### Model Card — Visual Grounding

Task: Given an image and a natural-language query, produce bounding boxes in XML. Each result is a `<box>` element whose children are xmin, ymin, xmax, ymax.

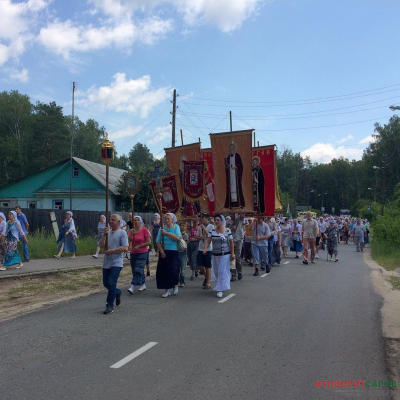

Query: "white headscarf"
<box><xmin>166</xmin><ymin>213</ymin><xmax>177</xmax><ymax>223</ymax></box>
<box><xmin>66</xmin><ymin>211</ymin><xmax>73</xmax><ymax>217</ymax></box>
<box><xmin>134</xmin><ymin>215</ymin><xmax>144</xmax><ymax>226</ymax></box>
<box><xmin>0</xmin><ymin>212</ymin><xmax>5</xmax><ymax>221</ymax></box>
<box><xmin>154</xmin><ymin>213</ymin><xmax>160</xmax><ymax>219</ymax></box>
<box><xmin>10</xmin><ymin>210</ymin><xmax>17</xmax><ymax>220</ymax></box>
<box><xmin>215</xmin><ymin>214</ymin><xmax>226</xmax><ymax>227</ymax></box>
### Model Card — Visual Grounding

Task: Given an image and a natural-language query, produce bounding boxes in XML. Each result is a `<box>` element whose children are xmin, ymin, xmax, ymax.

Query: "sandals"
<box><xmin>54</xmin><ymin>255</ymin><xmax>60</xmax><ymax>259</ymax></box>
<box><xmin>203</xmin><ymin>284</ymin><xmax>212</xmax><ymax>290</ymax></box>
<box><xmin>335</xmin><ymin>259</ymin><xmax>339</xmax><ymax>262</ymax></box>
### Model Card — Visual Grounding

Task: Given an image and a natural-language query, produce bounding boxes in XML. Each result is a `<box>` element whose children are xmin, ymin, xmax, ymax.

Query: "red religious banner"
<box><xmin>211</xmin><ymin>130</ymin><xmax>253</xmax><ymax>213</ymax></box>
<box><xmin>150</xmin><ymin>176</ymin><xmax>180</xmax><ymax>215</ymax></box>
<box><xmin>182</xmin><ymin>160</ymin><xmax>206</xmax><ymax>202</ymax></box>
<box><xmin>200</xmin><ymin>148</ymin><xmax>215</xmax><ymax>215</ymax></box>
<box><xmin>252</xmin><ymin>145</ymin><xmax>276</xmax><ymax>216</ymax></box>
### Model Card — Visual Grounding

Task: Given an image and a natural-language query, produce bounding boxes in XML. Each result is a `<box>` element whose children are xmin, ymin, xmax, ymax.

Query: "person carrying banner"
<box><xmin>250</xmin><ymin>216</ymin><xmax>271</xmax><ymax>276</ymax></box>
<box><xmin>196</xmin><ymin>213</ymin><xmax>214</xmax><ymax>289</ymax></box>
<box><xmin>226</xmin><ymin>212</ymin><xmax>246</xmax><ymax>281</ymax></box>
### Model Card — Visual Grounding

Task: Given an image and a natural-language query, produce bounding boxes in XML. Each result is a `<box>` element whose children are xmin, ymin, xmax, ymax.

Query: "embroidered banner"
<box><xmin>210</xmin><ymin>130</ymin><xmax>254</xmax><ymax>213</ymax></box>
<box><xmin>200</xmin><ymin>148</ymin><xmax>215</xmax><ymax>215</ymax></box>
<box><xmin>252</xmin><ymin>145</ymin><xmax>277</xmax><ymax>216</ymax></box>
<box><xmin>182</xmin><ymin>160</ymin><xmax>206</xmax><ymax>202</ymax></box>
<box><xmin>150</xmin><ymin>175</ymin><xmax>180</xmax><ymax>215</ymax></box>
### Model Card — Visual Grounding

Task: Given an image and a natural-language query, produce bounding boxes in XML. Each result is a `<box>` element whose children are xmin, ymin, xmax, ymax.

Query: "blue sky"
<box><xmin>1</xmin><ymin>0</ymin><xmax>400</xmax><ymax>163</ymax></box>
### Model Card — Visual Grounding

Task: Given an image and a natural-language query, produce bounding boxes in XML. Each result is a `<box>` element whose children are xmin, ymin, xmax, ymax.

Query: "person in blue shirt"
<box><xmin>156</xmin><ymin>213</ymin><xmax>181</xmax><ymax>298</ymax></box>
<box><xmin>15</xmin><ymin>206</ymin><xmax>29</xmax><ymax>262</ymax></box>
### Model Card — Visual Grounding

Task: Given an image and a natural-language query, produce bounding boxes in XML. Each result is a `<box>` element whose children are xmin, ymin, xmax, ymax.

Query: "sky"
<box><xmin>1</xmin><ymin>0</ymin><xmax>400</xmax><ymax>163</ymax></box>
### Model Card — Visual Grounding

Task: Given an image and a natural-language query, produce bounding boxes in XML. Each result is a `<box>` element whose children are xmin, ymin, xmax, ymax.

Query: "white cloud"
<box><xmin>301</xmin><ymin>143</ymin><xmax>363</xmax><ymax>164</ymax></box>
<box><xmin>109</xmin><ymin>125</ymin><xmax>143</xmax><ymax>140</ymax></box>
<box><xmin>358</xmin><ymin>135</ymin><xmax>377</xmax><ymax>145</ymax></box>
<box><xmin>8</xmin><ymin>67</ymin><xmax>29</xmax><ymax>82</ymax></box>
<box><xmin>0</xmin><ymin>0</ymin><xmax>49</xmax><ymax>66</ymax></box>
<box><xmin>336</xmin><ymin>134</ymin><xmax>353</xmax><ymax>144</ymax></box>
<box><xmin>77</xmin><ymin>73</ymin><xmax>171</xmax><ymax>118</ymax></box>
<box><xmin>89</xmin><ymin>0</ymin><xmax>264</xmax><ymax>32</ymax></box>
<box><xmin>146</xmin><ymin>124</ymin><xmax>171</xmax><ymax>145</ymax></box>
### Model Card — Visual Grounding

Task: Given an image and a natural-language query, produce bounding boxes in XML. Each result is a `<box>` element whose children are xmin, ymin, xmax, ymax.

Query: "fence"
<box><xmin>0</xmin><ymin>208</ymin><xmax>155</xmax><ymax>237</ymax></box>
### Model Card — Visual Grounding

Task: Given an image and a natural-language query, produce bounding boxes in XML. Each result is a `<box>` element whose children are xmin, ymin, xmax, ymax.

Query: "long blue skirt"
<box><xmin>58</xmin><ymin>233</ymin><xmax>77</xmax><ymax>253</ymax></box>
<box><xmin>156</xmin><ymin>250</ymin><xmax>179</xmax><ymax>289</ymax></box>
<box><xmin>4</xmin><ymin>236</ymin><xmax>21</xmax><ymax>266</ymax></box>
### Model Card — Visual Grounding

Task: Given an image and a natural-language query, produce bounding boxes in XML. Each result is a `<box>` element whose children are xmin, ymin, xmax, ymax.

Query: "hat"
<box><xmin>201</xmin><ymin>212</ymin><xmax>210</xmax><ymax>218</ymax></box>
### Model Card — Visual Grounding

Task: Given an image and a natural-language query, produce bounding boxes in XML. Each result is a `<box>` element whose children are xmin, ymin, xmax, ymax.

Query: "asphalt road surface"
<box><xmin>0</xmin><ymin>244</ymin><xmax>391</xmax><ymax>399</ymax></box>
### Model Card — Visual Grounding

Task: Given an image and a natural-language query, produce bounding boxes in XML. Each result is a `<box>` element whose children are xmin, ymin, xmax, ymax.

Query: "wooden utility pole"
<box><xmin>253</xmin><ymin>132</ymin><xmax>256</xmax><ymax>147</ymax></box>
<box><xmin>171</xmin><ymin>89</ymin><xmax>177</xmax><ymax>147</ymax></box>
<box><xmin>230</xmin><ymin>111</ymin><xmax>232</xmax><ymax>132</ymax></box>
<box><xmin>69</xmin><ymin>81</ymin><xmax>76</xmax><ymax>211</ymax></box>
<box><xmin>180</xmin><ymin>129</ymin><xmax>183</xmax><ymax>146</ymax></box>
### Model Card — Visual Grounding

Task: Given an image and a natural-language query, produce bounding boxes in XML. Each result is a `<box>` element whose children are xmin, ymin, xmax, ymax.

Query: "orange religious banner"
<box><xmin>165</xmin><ymin>142</ymin><xmax>201</xmax><ymax>217</ymax></box>
<box><xmin>252</xmin><ymin>145</ymin><xmax>277</xmax><ymax>216</ymax></box>
<box><xmin>210</xmin><ymin>129</ymin><xmax>253</xmax><ymax>213</ymax></box>
<box><xmin>200</xmin><ymin>148</ymin><xmax>215</xmax><ymax>215</ymax></box>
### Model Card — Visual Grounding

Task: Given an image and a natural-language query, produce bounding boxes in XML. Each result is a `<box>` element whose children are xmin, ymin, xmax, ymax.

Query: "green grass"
<box><xmin>17</xmin><ymin>229</ymin><xmax>98</xmax><ymax>260</ymax></box>
<box><xmin>371</xmin><ymin>239</ymin><xmax>400</xmax><ymax>272</ymax></box>
<box><xmin>388</xmin><ymin>276</ymin><xmax>400</xmax><ymax>290</ymax></box>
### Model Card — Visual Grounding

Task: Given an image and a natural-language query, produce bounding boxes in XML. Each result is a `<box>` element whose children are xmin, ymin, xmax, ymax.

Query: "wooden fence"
<box><xmin>0</xmin><ymin>208</ymin><xmax>155</xmax><ymax>237</ymax></box>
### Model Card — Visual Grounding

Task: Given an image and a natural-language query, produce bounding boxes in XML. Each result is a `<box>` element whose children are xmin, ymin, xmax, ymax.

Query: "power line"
<box><xmin>179</xmin><ymin>83</ymin><xmax>400</xmax><ymax>104</ymax></box>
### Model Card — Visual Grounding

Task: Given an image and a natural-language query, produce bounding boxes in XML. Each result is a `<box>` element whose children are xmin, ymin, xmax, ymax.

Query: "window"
<box><xmin>28</xmin><ymin>202</ymin><xmax>37</xmax><ymax>209</ymax></box>
<box><xmin>53</xmin><ymin>200</ymin><xmax>63</xmax><ymax>210</ymax></box>
<box><xmin>1</xmin><ymin>201</ymin><xmax>9</xmax><ymax>207</ymax></box>
<box><xmin>73</xmin><ymin>167</ymin><xmax>79</xmax><ymax>177</ymax></box>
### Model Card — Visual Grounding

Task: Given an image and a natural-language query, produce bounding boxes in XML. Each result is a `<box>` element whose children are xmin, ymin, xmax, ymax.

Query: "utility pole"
<box><xmin>180</xmin><ymin>129</ymin><xmax>183</xmax><ymax>146</ymax></box>
<box><xmin>253</xmin><ymin>132</ymin><xmax>256</xmax><ymax>147</ymax></box>
<box><xmin>70</xmin><ymin>82</ymin><xmax>76</xmax><ymax>210</ymax></box>
<box><xmin>381</xmin><ymin>164</ymin><xmax>386</xmax><ymax>216</ymax></box>
<box><xmin>171</xmin><ymin>89</ymin><xmax>176</xmax><ymax>147</ymax></box>
<box><xmin>229</xmin><ymin>111</ymin><xmax>232</xmax><ymax>132</ymax></box>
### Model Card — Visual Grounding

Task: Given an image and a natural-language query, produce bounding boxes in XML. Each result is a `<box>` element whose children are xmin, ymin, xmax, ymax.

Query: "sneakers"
<box><xmin>23</xmin><ymin>259</ymin><xmax>29</xmax><ymax>262</ymax></box>
<box><xmin>103</xmin><ymin>305</ymin><xmax>114</xmax><ymax>314</ymax></box>
<box><xmin>116</xmin><ymin>294</ymin><xmax>121</xmax><ymax>306</ymax></box>
<box><xmin>315</xmin><ymin>254</ymin><xmax>319</xmax><ymax>259</ymax></box>
<box><xmin>138</xmin><ymin>284</ymin><xmax>146</xmax><ymax>292</ymax></box>
<box><xmin>260</xmin><ymin>266</ymin><xmax>266</xmax><ymax>271</ymax></box>
<box><xmin>238</xmin><ymin>272</ymin><xmax>243</xmax><ymax>280</ymax></box>
<box><xmin>54</xmin><ymin>255</ymin><xmax>60</xmax><ymax>259</ymax></box>
<box><xmin>70</xmin><ymin>256</ymin><xmax>76</xmax><ymax>259</ymax></box>
<box><xmin>202</xmin><ymin>279</ymin><xmax>207</xmax><ymax>287</ymax></box>
<box><xmin>179</xmin><ymin>283</ymin><xmax>185</xmax><ymax>288</ymax></box>
<box><xmin>127</xmin><ymin>285</ymin><xmax>134</xmax><ymax>294</ymax></box>
<box><xmin>265</xmin><ymin>268</ymin><xmax>271</xmax><ymax>275</ymax></box>
<box><xmin>190</xmin><ymin>275</ymin><xmax>194</xmax><ymax>281</ymax></box>
<box><xmin>162</xmin><ymin>290</ymin><xmax>170</xmax><ymax>298</ymax></box>
<box><xmin>230</xmin><ymin>276</ymin><xmax>237</xmax><ymax>282</ymax></box>
<box><xmin>0</xmin><ymin>267</ymin><xmax>6</xmax><ymax>271</ymax></box>
<box><xmin>173</xmin><ymin>286</ymin><xmax>178</xmax><ymax>295</ymax></box>
<box><xmin>216</xmin><ymin>291</ymin><xmax>223</xmax><ymax>298</ymax></box>
<box><xmin>253</xmin><ymin>270</ymin><xmax>259</xmax><ymax>276</ymax></box>
<box><xmin>195</xmin><ymin>271</ymin><xmax>198</xmax><ymax>278</ymax></box>
<box><xmin>92</xmin><ymin>254</ymin><xmax>98</xmax><ymax>259</ymax></box>
<box><xmin>311</xmin><ymin>261</ymin><xmax>315</xmax><ymax>264</ymax></box>
<box><xmin>302</xmin><ymin>260</ymin><xmax>308</xmax><ymax>265</ymax></box>
<box><xmin>16</xmin><ymin>263</ymin><xmax>23</xmax><ymax>269</ymax></box>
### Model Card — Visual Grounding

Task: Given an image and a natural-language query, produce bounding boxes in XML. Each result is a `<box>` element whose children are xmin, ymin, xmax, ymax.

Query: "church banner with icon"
<box><xmin>275</xmin><ymin>150</ymin><xmax>283</xmax><ymax>211</ymax></box>
<box><xmin>252</xmin><ymin>145</ymin><xmax>276</xmax><ymax>216</ymax></box>
<box><xmin>150</xmin><ymin>175</ymin><xmax>180</xmax><ymax>215</ymax></box>
<box><xmin>210</xmin><ymin>130</ymin><xmax>253</xmax><ymax>213</ymax></box>
<box><xmin>165</xmin><ymin>142</ymin><xmax>202</xmax><ymax>217</ymax></box>
<box><xmin>182</xmin><ymin>160</ymin><xmax>206</xmax><ymax>202</ymax></box>
<box><xmin>200</xmin><ymin>148</ymin><xmax>215</xmax><ymax>215</ymax></box>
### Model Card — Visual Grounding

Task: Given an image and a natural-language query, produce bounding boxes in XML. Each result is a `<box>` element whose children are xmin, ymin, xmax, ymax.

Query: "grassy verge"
<box><xmin>387</xmin><ymin>276</ymin><xmax>400</xmax><ymax>290</ymax></box>
<box><xmin>370</xmin><ymin>239</ymin><xmax>400</xmax><ymax>272</ymax></box>
<box><xmin>17</xmin><ymin>229</ymin><xmax>98</xmax><ymax>260</ymax></box>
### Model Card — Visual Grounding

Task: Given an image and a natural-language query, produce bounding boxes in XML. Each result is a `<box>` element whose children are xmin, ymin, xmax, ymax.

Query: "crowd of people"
<box><xmin>99</xmin><ymin>210</ymin><xmax>371</xmax><ymax>315</ymax></box>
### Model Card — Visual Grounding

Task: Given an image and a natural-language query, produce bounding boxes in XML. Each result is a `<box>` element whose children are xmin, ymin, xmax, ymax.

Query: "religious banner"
<box><xmin>200</xmin><ymin>148</ymin><xmax>215</xmax><ymax>215</ymax></box>
<box><xmin>165</xmin><ymin>142</ymin><xmax>201</xmax><ymax>217</ymax></box>
<box><xmin>150</xmin><ymin>175</ymin><xmax>180</xmax><ymax>215</ymax></box>
<box><xmin>182</xmin><ymin>160</ymin><xmax>206</xmax><ymax>202</ymax></box>
<box><xmin>252</xmin><ymin>145</ymin><xmax>276</xmax><ymax>216</ymax></box>
<box><xmin>210</xmin><ymin>129</ymin><xmax>253</xmax><ymax>213</ymax></box>
<box><xmin>275</xmin><ymin>150</ymin><xmax>283</xmax><ymax>211</ymax></box>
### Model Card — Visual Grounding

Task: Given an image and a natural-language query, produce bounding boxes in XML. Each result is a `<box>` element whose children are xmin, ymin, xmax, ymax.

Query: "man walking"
<box><xmin>266</xmin><ymin>217</ymin><xmax>278</xmax><ymax>267</ymax></box>
<box><xmin>197</xmin><ymin>213</ymin><xmax>214</xmax><ymax>289</ymax></box>
<box><xmin>301</xmin><ymin>211</ymin><xmax>318</xmax><ymax>265</ymax></box>
<box><xmin>15</xmin><ymin>206</ymin><xmax>29</xmax><ymax>262</ymax></box>
<box><xmin>226</xmin><ymin>212</ymin><xmax>246</xmax><ymax>281</ymax></box>
<box><xmin>353</xmin><ymin>218</ymin><xmax>366</xmax><ymax>252</ymax></box>
<box><xmin>99</xmin><ymin>214</ymin><xmax>129</xmax><ymax>315</ymax></box>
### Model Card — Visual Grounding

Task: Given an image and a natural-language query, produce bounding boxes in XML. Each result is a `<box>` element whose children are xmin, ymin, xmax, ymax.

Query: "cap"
<box><xmin>201</xmin><ymin>212</ymin><xmax>210</xmax><ymax>218</ymax></box>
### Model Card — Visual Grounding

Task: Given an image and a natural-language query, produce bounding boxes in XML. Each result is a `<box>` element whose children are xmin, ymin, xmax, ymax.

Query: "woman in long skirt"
<box><xmin>156</xmin><ymin>213</ymin><xmax>181</xmax><ymax>298</ymax></box>
<box><xmin>280</xmin><ymin>218</ymin><xmax>290</xmax><ymax>257</ymax></box>
<box><xmin>325</xmin><ymin>220</ymin><xmax>339</xmax><ymax>262</ymax></box>
<box><xmin>290</xmin><ymin>219</ymin><xmax>303</xmax><ymax>258</ymax></box>
<box><xmin>0</xmin><ymin>212</ymin><xmax>7</xmax><ymax>269</ymax></box>
<box><xmin>3</xmin><ymin>211</ymin><xmax>28</xmax><ymax>269</ymax></box>
<box><xmin>127</xmin><ymin>216</ymin><xmax>151</xmax><ymax>294</ymax></box>
<box><xmin>203</xmin><ymin>215</ymin><xmax>234</xmax><ymax>299</ymax></box>
<box><xmin>92</xmin><ymin>214</ymin><xmax>106</xmax><ymax>258</ymax></box>
<box><xmin>54</xmin><ymin>211</ymin><xmax>77</xmax><ymax>259</ymax></box>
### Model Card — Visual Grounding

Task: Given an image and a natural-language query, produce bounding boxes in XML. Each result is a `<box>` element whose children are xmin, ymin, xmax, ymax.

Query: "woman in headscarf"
<box><xmin>326</xmin><ymin>220</ymin><xmax>339</xmax><ymax>262</ymax></box>
<box><xmin>54</xmin><ymin>211</ymin><xmax>77</xmax><ymax>259</ymax></box>
<box><xmin>3</xmin><ymin>211</ymin><xmax>27</xmax><ymax>269</ymax></box>
<box><xmin>290</xmin><ymin>218</ymin><xmax>303</xmax><ymax>258</ymax></box>
<box><xmin>0</xmin><ymin>212</ymin><xmax>8</xmax><ymax>269</ymax></box>
<box><xmin>203</xmin><ymin>214</ymin><xmax>235</xmax><ymax>299</ymax></box>
<box><xmin>156</xmin><ymin>213</ymin><xmax>181</xmax><ymax>298</ymax></box>
<box><xmin>152</xmin><ymin>213</ymin><xmax>161</xmax><ymax>258</ymax></box>
<box><xmin>280</xmin><ymin>217</ymin><xmax>290</xmax><ymax>258</ymax></box>
<box><xmin>92</xmin><ymin>215</ymin><xmax>106</xmax><ymax>259</ymax></box>
<box><xmin>127</xmin><ymin>216</ymin><xmax>151</xmax><ymax>294</ymax></box>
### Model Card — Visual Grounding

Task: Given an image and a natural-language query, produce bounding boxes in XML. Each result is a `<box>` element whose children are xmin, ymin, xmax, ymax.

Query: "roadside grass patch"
<box><xmin>388</xmin><ymin>276</ymin><xmax>400</xmax><ymax>290</ymax></box>
<box><xmin>370</xmin><ymin>240</ymin><xmax>400</xmax><ymax>272</ymax></box>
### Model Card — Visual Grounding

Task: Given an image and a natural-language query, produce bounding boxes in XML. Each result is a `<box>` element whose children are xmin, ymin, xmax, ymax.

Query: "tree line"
<box><xmin>1</xmin><ymin>90</ymin><xmax>399</xmax><ymax>215</ymax></box>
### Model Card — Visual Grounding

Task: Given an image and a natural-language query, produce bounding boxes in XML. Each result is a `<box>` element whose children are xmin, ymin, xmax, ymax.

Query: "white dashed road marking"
<box><xmin>110</xmin><ymin>342</ymin><xmax>158</xmax><ymax>369</ymax></box>
<box><xmin>260</xmin><ymin>273</ymin><xmax>268</xmax><ymax>277</ymax></box>
<box><xmin>218</xmin><ymin>294</ymin><xmax>236</xmax><ymax>303</ymax></box>
<box><xmin>284</xmin><ymin>261</ymin><xmax>290</xmax><ymax>264</ymax></box>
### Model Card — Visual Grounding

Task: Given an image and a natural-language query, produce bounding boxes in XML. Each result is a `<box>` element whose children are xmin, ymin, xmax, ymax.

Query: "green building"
<box><xmin>0</xmin><ymin>158</ymin><xmax>127</xmax><ymax>211</ymax></box>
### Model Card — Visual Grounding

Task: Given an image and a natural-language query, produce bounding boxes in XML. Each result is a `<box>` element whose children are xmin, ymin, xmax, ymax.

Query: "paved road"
<box><xmin>0</xmin><ymin>244</ymin><xmax>391</xmax><ymax>399</ymax></box>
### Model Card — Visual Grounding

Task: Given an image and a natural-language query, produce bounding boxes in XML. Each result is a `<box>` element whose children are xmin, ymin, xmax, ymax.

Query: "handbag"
<box><xmin>178</xmin><ymin>237</ymin><xmax>187</xmax><ymax>252</ymax></box>
<box><xmin>230</xmin><ymin>258</ymin><xmax>236</xmax><ymax>270</ymax></box>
